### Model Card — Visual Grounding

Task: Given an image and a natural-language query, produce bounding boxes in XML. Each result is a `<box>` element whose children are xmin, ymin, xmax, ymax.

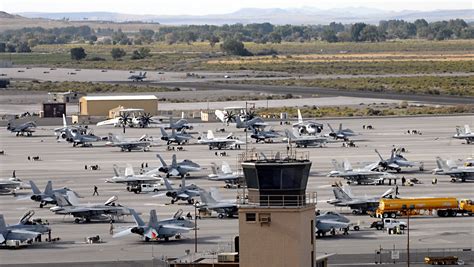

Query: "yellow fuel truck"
<box><xmin>375</xmin><ymin>198</ymin><xmax>473</xmax><ymax>218</ymax></box>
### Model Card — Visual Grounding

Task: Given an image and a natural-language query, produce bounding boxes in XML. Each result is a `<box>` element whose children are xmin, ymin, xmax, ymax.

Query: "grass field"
<box><xmin>229</xmin><ymin>76</ymin><xmax>474</xmax><ymax>97</ymax></box>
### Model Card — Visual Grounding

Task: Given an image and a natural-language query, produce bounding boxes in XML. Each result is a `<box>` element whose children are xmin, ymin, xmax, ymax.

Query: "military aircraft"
<box><xmin>7</xmin><ymin>210</ymin><xmax>50</xmax><ymax>236</ymax></box>
<box><xmin>156</xmin><ymin>154</ymin><xmax>201</xmax><ymax>178</ymax></box>
<box><xmin>50</xmin><ymin>191</ymin><xmax>133</xmax><ymax>223</ymax></box>
<box><xmin>164</xmin><ymin>117</ymin><xmax>193</xmax><ymax>131</ymax></box>
<box><xmin>208</xmin><ymin>161</ymin><xmax>242</xmax><ymax>188</ymax></box>
<box><xmin>234</xmin><ymin>115</ymin><xmax>267</xmax><ymax>130</ymax></box>
<box><xmin>250</xmin><ymin>126</ymin><xmax>280</xmax><ymax>143</ymax></box>
<box><xmin>128</xmin><ymin>71</ymin><xmax>147</xmax><ymax>82</ymax></box>
<box><xmin>197</xmin><ymin>130</ymin><xmax>244</xmax><ymax>150</ymax></box>
<box><xmin>20</xmin><ymin>180</ymin><xmax>79</xmax><ymax>208</ymax></box>
<box><xmin>113</xmin><ymin>209</ymin><xmax>194</xmax><ymax>242</ymax></box>
<box><xmin>59</xmin><ymin>125</ymin><xmax>101</xmax><ymax>147</ymax></box>
<box><xmin>7</xmin><ymin>121</ymin><xmax>36</xmax><ymax>136</ymax></box>
<box><xmin>0</xmin><ymin>172</ymin><xmax>30</xmax><ymax>194</ymax></box>
<box><xmin>97</xmin><ymin>111</ymin><xmax>158</xmax><ymax>128</ymax></box>
<box><xmin>106</xmin><ymin>133</ymin><xmax>152</xmax><ymax>152</ymax></box>
<box><xmin>327</xmin><ymin>123</ymin><xmax>357</xmax><ymax>141</ymax></box>
<box><xmin>197</xmin><ymin>188</ymin><xmax>238</xmax><ymax>218</ymax></box>
<box><xmin>154</xmin><ymin>177</ymin><xmax>201</xmax><ymax>204</ymax></box>
<box><xmin>315</xmin><ymin>211</ymin><xmax>352</xmax><ymax>237</ymax></box>
<box><xmin>453</xmin><ymin>125</ymin><xmax>474</xmax><ymax>144</ymax></box>
<box><xmin>106</xmin><ymin>164</ymin><xmax>162</xmax><ymax>192</ymax></box>
<box><xmin>374</xmin><ymin>149</ymin><xmax>421</xmax><ymax>172</ymax></box>
<box><xmin>0</xmin><ymin>214</ymin><xmax>42</xmax><ymax>247</ymax></box>
<box><xmin>327</xmin><ymin>184</ymin><xmax>394</xmax><ymax>214</ymax></box>
<box><xmin>54</xmin><ymin>114</ymin><xmax>88</xmax><ymax>141</ymax></box>
<box><xmin>328</xmin><ymin>159</ymin><xmax>397</xmax><ymax>185</ymax></box>
<box><xmin>293</xmin><ymin>109</ymin><xmax>323</xmax><ymax>135</ymax></box>
<box><xmin>433</xmin><ymin>157</ymin><xmax>474</xmax><ymax>182</ymax></box>
<box><xmin>283</xmin><ymin>129</ymin><xmax>328</xmax><ymax>148</ymax></box>
<box><xmin>160</xmin><ymin>128</ymin><xmax>192</xmax><ymax>145</ymax></box>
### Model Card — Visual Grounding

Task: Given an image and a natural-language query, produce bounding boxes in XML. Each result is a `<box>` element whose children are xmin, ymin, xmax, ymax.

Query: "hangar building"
<box><xmin>79</xmin><ymin>95</ymin><xmax>158</xmax><ymax>116</ymax></box>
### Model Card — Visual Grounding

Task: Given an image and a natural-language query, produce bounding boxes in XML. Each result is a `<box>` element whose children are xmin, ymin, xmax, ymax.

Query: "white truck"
<box><xmin>371</xmin><ymin>218</ymin><xmax>407</xmax><ymax>230</ymax></box>
<box><xmin>129</xmin><ymin>183</ymin><xmax>162</xmax><ymax>194</ymax></box>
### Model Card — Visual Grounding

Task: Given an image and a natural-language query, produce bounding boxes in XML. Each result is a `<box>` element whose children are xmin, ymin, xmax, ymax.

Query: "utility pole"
<box><xmin>194</xmin><ymin>203</ymin><xmax>198</xmax><ymax>253</ymax></box>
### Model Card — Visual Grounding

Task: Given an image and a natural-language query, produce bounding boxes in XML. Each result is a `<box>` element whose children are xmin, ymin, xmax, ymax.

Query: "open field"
<box><xmin>228</xmin><ymin>75</ymin><xmax>474</xmax><ymax>97</ymax></box>
<box><xmin>0</xmin><ymin>115</ymin><xmax>473</xmax><ymax>265</ymax></box>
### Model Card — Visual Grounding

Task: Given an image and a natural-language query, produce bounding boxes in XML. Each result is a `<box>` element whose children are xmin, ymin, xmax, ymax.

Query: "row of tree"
<box><xmin>0</xmin><ymin>19</ymin><xmax>472</xmax><ymax>53</ymax></box>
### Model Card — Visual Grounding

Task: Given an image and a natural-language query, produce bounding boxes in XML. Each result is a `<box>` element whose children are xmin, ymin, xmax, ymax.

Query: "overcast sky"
<box><xmin>1</xmin><ymin>0</ymin><xmax>472</xmax><ymax>15</ymax></box>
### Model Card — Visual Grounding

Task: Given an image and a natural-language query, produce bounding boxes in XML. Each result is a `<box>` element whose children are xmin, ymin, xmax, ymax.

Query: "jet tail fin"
<box><xmin>163</xmin><ymin>178</ymin><xmax>173</xmax><ymax>190</ymax></box>
<box><xmin>44</xmin><ymin>181</ymin><xmax>53</xmax><ymax>195</ymax></box>
<box><xmin>156</xmin><ymin>154</ymin><xmax>167</xmax><ymax>167</ymax></box>
<box><xmin>207</xmin><ymin>130</ymin><xmax>214</xmax><ymax>140</ymax></box>
<box><xmin>338</xmin><ymin>123</ymin><xmax>342</xmax><ymax>132</ymax></box>
<box><xmin>332</xmin><ymin>185</ymin><xmax>353</xmax><ymax>202</ymax></box>
<box><xmin>54</xmin><ymin>192</ymin><xmax>71</xmax><ymax>207</ymax></box>
<box><xmin>124</xmin><ymin>164</ymin><xmax>135</xmax><ymax>176</ymax></box>
<box><xmin>465</xmin><ymin>125</ymin><xmax>471</xmax><ymax>134</ymax></box>
<box><xmin>113</xmin><ymin>164</ymin><xmax>121</xmax><ymax>177</ymax></box>
<box><xmin>171</xmin><ymin>154</ymin><xmax>177</xmax><ymax>167</ymax></box>
<box><xmin>65</xmin><ymin>191</ymin><xmax>80</xmax><ymax>206</ymax></box>
<box><xmin>29</xmin><ymin>180</ymin><xmax>42</xmax><ymax>195</ymax></box>
<box><xmin>130</xmin><ymin>209</ymin><xmax>146</xmax><ymax>227</ymax></box>
<box><xmin>159</xmin><ymin>128</ymin><xmax>168</xmax><ymax>138</ymax></box>
<box><xmin>148</xmin><ymin>209</ymin><xmax>158</xmax><ymax>227</ymax></box>
<box><xmin>343</xmin><ymin>159</ymin><xmax>352</xmax><ymax>171</ymax></box>
<box><xmin>0</xmin><ymin>215</ymin><xmax>6</xmax><ymax>232</ymax></box>
<box><xmin>297</xmin><ymin>109</ymin><xmax>303</xmax><ymax>123</ymax></box>
<box><xmin>210</xmin><ymin>163</ymin><xmax>218</xmax><ymax>175</ymax></box>
<box><xmin>62</xmin><ymin>114</ymin><xmax>67</xmax><ymax>127</ymax></box>
<box><xmin>200</xmin><ymin>189</ymin><xmax>217</xmax><ymax>205</ymax></box>
<box><xmin>327</xmin><ymin>123</ymin><xmax>335</xmax><ymax>133</ymax></box>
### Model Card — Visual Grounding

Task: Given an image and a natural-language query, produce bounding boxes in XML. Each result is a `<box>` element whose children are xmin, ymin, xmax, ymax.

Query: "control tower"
<box><xmin>238</xmin><ymin>151</ymin><xmax>316</xmax><ymax>267</ymax></box>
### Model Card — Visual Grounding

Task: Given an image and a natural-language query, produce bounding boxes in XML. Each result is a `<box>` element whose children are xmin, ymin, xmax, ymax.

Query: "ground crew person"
<box><xmin>93</xmin><ymin>185</ymin><xmax>99</xmax><ymax>196</ymax></box>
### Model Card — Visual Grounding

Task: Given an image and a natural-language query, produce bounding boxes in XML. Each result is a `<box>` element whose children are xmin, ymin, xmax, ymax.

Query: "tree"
<box><xmin>130</xmin><ymin>47</ymin><xmax>151</xmax><ymax>60</ymax></box>
<box><xmin>110</xmin><ymin>48</ymin><xmax>126</xmax><ymax>60</ymax></box>
<box><xmin>6</xmin><ymin>44</ymin><xmax>16</xmax><ymax>52</ymax></box>
<box><xmin>209</xmin><ymin>35</ymin><xmax>220</xmax><ymax>47</ymax></box>
<box><xmin>360</xmin><ymin>25</ymin><xmax>382</xmax><ymax>42</ymax></box>
<box><xmin>268</xmin><ymin>32</ymin><xmax>282</xmax><ymax>43</ymax></box>
<box><xmin>0</xmin><ymin>43</ymin><xmax>5</xmax><ymax>53</ymax></box>
<box><xmin>321</xmin><ymin>29</ymin><xmax>338</xmax><ymax>42</ymax></box>
<box><xmin>220</xmin><ymin>38</ymin><xmax>252</xmax><ymax>56</ymax></box>
<box><xmin>16</xmin><ymin>42</ymin><xmax>31</xmax><ymax>53</ymax></box>
<box><xmin>350</xmin><ymin>23</ymin><xmax>367</xmax><ymax>42</ymax></box>
<box><xmin>70</xmin><ymin>47</ymin><xmax>87</xmax><ymax>60</ymax></box>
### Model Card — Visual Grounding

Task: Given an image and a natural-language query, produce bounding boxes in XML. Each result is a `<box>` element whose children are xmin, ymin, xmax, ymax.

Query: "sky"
<box><xmin>1</xmin><ymin>0</ymin><xmax>472</xmax><ymax>15</ymax></box>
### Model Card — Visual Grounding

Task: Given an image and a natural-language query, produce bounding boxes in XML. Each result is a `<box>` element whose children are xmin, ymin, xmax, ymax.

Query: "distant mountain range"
<box><xmin>16</xmin><ymin>8</ymin><xmax>474</xmax><ymax>25</ymax></box>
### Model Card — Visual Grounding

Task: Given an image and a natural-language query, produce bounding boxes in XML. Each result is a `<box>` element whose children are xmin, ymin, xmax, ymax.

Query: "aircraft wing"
<box><xmin>177</xmin><ymin>192</ymin><xmax>190</xmax><ymax>199</ymax></box>
<box><xmin>97</xmin><ymin>118</ymin><xmax>120</xmax><ymax>127</ymax></box>
<box><xmin>161</xmin><ymin>224</ymin><xmax>192</xmax><ymax>232</ymax></box>
<box><xmin>317</xmin><ymin>220</ymin><xmax>350</xmax><ymax>229</ymax></box>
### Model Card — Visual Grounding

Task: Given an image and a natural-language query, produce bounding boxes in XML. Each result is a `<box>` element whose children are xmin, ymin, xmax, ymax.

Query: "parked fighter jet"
<box><xmin>374</xmin><ymin>149</ymin><xmax>421</xmax><ymax>172</ymax></box>
<box><xmin>154</xmin><ymin>178</ymin><xmax>201</xmax><ymax>204</ymax></box>
<box><xmin>234</xmin><ymin>115</ymin><xmax>267</xmax><ymax>130</ymax></box>
<box><xmin>128</xmin><ymin>71</ymin><xmax>147</xmax><ymax>81</ymax></box>
<box><xmin>453</xmin><ymin>125</ymin><xmax>474</xmax><ymax>144</ymax></box>
<box><xmin>293</xmin><ymin>109</ymin><xmax>323</xmax><ymax>135</ymax></box>
<box><xmin>327</xmin><ymin>123</ymin><xmax>356</xmax><ymax>141</ymax></box>
<box><xmin>433</xmin><ymin>157</ymin><xmax>474</xmax><ymax>182</ymax></box>
<box><xmin>107</xmin><ymin>164</ymin><xmax>162</xmax><ymax>192</ymax></box>
<box><xmin>284</xmin><ymin>129</ymin><xmax>327</xmax><ymax>148</ymax></box>
<box><xmin>106</xmin><ymin>133</ymin><xmax>152</xmax><ymax>152</ymax></box>
<box><xmin>0</xmin><ymin>214</ymin><xmax>42</xmax><ymax>247</ymax></box>
<box><xmin>7</xmin><ymin>121</ymin><xmax>36</xmax><ymax>136</ymax></box>
<box><xmin>327</xmin><ymin>184</ymin><xmax>394</xmax><ymax>214</ymax></box>
<box><xmin>250</xmin><ymin>126</ymin><xmax>280</xmax><ymax>143</ymax></box>
<box><xmin>198</xmin><ymin>130</ymin><xmax>244</xmax><ymax>150</ymax></box>
<box><xmin>197</xmin><ymin>188</ymin><xmax>238</xmax><ymax>218</ymax></box>
<box><xmin>208</xmin><ymin>161</ymin><xmax>242</xmax><ymax>188</ymax></box>
<box><xmin>156</xmin><ymin>154</ymin><xmax>201</xmax><ymax>178</ymax></box>
<box><xmin>315</xmin><ymin>211</ymin><xmax>351</xmax><ymax>237</ymax></box>
<box><xmin>7</xmin><ymin>210</ymin><xmax>50</xmax><ymax>235</ymax></box>
<box><xmin>54</xmin><ymin>114</ymin><xmax>88</xmax><ymax>141</ymax></box>
<box><xmin>160</xmin><ymin>128</ymin><xmax>192</xmax><ymax>145</ymax></box>
<box><xmin>50</xmin><ymin>191</ymin><xmax>133</xmax><ymax>223</ymax></box>
<box><xmin>113</xmin><ymin>209</ymin><xmax>194</xmax><ymax>242</ymax></box>
<box><xmin>328</xmin><ymin>159</ymin><xmax>397</xmax><ymax>185</ymax></box>
<box><xmin>0</xmin><ymin>172</ymin><xmax>30</xmax><ymax>194</ymax></box>
<box><xmin>164</xmin><ymin>117</ymin><xmax>193</xmax><ymax>131</ymax></box>
<box><xmin>20</xmin><ymin>181</ymin><xmax>79</xmax><ymax>208</ymax></box>
<box><xmin>60</xmin><ymin>125</ymin><xmax>101</xmax><ymax>147</ymax></box>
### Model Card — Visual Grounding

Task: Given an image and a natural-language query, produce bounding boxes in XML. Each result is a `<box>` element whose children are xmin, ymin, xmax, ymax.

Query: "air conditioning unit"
<box><xmin>259</xmin><ymin>214</ymin><xmax>271</xmax><ymax>224</ymax></box>
<box><xmin>217</xmin><ymin>252</ymin><xmax>239</xmax><ymax>262</ymax></box>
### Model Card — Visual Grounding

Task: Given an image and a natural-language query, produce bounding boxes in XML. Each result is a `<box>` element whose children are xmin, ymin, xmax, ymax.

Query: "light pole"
<box><xmin>194</xmin><ymin>202</ymin><xmax>198</xmax><ymax>253</ymax></box>
<box><xmin>406</xmin><ymin>205</ymin><xmax>414</xmax><ymax>267</ymax></box>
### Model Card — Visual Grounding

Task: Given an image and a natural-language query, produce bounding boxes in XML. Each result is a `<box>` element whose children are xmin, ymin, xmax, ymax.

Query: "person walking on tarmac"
<box><xmin>93</xmin><ymin>185</ymin><xmax>99</xmax><ymax>196</ymax></box>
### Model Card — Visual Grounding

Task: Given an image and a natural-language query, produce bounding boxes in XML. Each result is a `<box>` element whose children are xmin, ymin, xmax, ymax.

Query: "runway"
<box><xmin>0</xmin><ymin>115</ymin><xmax>473</xmax><ymax>265</ymax></box>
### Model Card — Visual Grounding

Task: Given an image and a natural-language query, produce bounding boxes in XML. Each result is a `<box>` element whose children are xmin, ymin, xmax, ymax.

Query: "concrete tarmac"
<box><xmin>0</xmin><ymin>115</ymin><xmax>473</xmax><ymax>265</ymax></box>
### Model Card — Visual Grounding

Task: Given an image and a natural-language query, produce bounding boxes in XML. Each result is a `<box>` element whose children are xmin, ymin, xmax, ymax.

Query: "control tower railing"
<box><xmin>238</xmin><ymin>150</ymin><xmax>309</xmax><ymax>163</ymax></box>
<box><xmin>237</xmin><ymin>192</ymin><xmax>317</xmax><ymax>208</ymax></box>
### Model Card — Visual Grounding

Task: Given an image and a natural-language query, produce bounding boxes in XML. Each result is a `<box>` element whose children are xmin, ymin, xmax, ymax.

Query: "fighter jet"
<box><xmin>453</xmin><ymin>125</ymin><xmax>474</xmax><ymax>144</ymax></box>
<box><xmin>154</xmin><ymin>177</ymin><xmax>201</xmax><ymax>204</ymax></box>
<box><xmin>197</xmin><ymin>130</ymin><xmax>244</xmax><ymax>150</ymax></box>
<box><xmin>128</xmin><ymin>71</ymin><xmax>147</xmax><ymax>82</ymax></box>
<box><xmin>315</xmin><ymin>211</ymin><xmax>351</xmax><ymax>237</ymax></box>
<box><xmin>60</xmin><ymin>126</ymin><xmax>101</xmax><ymax>147</ymax></box>
<box><xmin>250</xmin><ymin>126</ymin><xmax>280</xmax><ymax>143</ymax></box>
<box><xmin>50</xmin><ymin>191</ymin><xmax>133</xmax><ymax>223</ymax></box>
<box><xmin>327</xmin><ymin>184</ymin><xmax>394</xmax><ymax>214</ymax></box>
<box><xmin>156</xmin><ymin>154</ymin><xmax>201</xmax><ymax>178</ymax></box>
<box><xmin>293</xmin><ymin>109</ymin><xmax>323</xmax><ymax>135</ymax></box>
<box><xmin>283</xmin><ymin>129</ymin><xmax>328</xmax><ymax>148</ymax></box>
<box><xmin>0</xmin><ymin>214</ymin><xmax>42</xmax><ymax>247</ymax></box>
<box><xmin>7</xmin><ymin>210</ymin><xmax>50</xmax><ymax>236</ymax></box>
<box><xmin>20</xmin><ymin>181</ymin><xmax>80</xmax><ymax>208</ymax></box>
<box><xmin>208</xmin><ymin>161</ymin><xmax>242</xmax><ymax>188</ymax></box>
<box><xmin>433</xmin><ymin>157</ymin><xmax>474</xmax><ymax>182</ymax></box>
<box><xmin>106</xmin><ymin>164</ymin><xmax>162</xmax><ymax>191</ymax></box>
<box><xmin>0</xmin><ymin>172</ymin><xmax>30</xmax><ymax>194</ymax></box>
<box><xmin>197</xmin><ymin>188</ymin><xmax>238</xmax><ymax>218</ymax></box>
<box><xmin>54</xmin><ymin>114</ymin><xmax>88</xmax><ymax>141</ymax></box>
<box><xmin>160</xmin><ymin>128</ymin><xmax>192</xmax><ymax>145</ymax></box>
<box><xmin>106</xmin><ymin>133</ymin><xmax>152</xmax><ymax>152</ymax></box>
<box><xmin>234</xmin><ymin>115</ymin><xmax>267</xmax><ymax>130</ymax></box>
<box><xmin>374</xmin><ymin>149</ymin><xmax>420</xmax><ymax>172</ymax></box>
<box><xmin>7</xmin><ymin>121</ymin><xmax>36</xmax><ymax>136</ymax></box>
<box><xmin>164</xmin><ymin>117</ymin><xmax>193</xmax><ymax>131</ymax></box>
<box><xmin>113</xmin><ymin>209</ymin><xmax>194</xmax><ymax>242</ymax></box>
<box><xmin>328</xmin><ymin>159</ymin><xmax>397</xmax><ymax>185</ymax></box>
<box><xmin>327</xmin><ymin>123</ymin><xmax>357</xmax><ymax>141</ymax></box>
